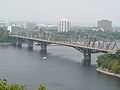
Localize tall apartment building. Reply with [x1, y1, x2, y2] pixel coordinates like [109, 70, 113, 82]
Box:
[97, 20, 112, 31]
[24, 22, 36, 31]
[58, 19, 71, 32]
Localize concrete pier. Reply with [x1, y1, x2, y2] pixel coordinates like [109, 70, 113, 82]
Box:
[41, 42, 47, 53]
[28, 40, 33, 50]
[82, 51, 91, 66]
[11, 38, 17, 46]
[17, 38, 22, 48]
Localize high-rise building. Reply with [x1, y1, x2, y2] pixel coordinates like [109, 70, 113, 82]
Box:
[58, 18, 71, 32]
[97, 20, 112, 31]
[24, 22, 36, 31]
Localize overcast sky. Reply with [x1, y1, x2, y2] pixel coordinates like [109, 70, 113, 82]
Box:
[0, 0, 120, 24]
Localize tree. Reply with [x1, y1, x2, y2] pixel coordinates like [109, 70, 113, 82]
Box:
[97, 50, 120, 74]
[0, 79, 27, 90]
[0, 79, 46, 90]
[0, 27, 10, 43]
[37, 85, 46, 90]
[114, 49, 120, 59]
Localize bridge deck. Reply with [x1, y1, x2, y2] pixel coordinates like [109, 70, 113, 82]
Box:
[9, 35, 115, 53]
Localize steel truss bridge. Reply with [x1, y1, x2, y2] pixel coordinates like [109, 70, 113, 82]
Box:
[9, 30, 119, 65]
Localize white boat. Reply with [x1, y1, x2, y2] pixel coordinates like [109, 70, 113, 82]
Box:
[35, 42, 40, 46]
[43, 57, 46, 60]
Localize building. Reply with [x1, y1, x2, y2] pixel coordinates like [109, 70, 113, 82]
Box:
[8, 24, 22, 33]
[97, 20, 112, 31]
[7, 26, 12, 32]
[58, 18, 71, 32]
[24, 22, 36, 31]
[92, 27, 104, 32]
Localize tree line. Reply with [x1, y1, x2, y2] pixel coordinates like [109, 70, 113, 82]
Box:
[97, 50, 120, 74]
[0, 27, 10, 43]
[52, 30, 120, 41]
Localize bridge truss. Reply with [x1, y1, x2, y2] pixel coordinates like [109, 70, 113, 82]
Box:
[11, 30, 118, 53]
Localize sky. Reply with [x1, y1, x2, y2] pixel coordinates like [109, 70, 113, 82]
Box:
[0, 0, 120, 24]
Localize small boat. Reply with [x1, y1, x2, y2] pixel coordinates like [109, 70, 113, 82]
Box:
[35, 42, 41, 46]
[43, 57, 46, 60]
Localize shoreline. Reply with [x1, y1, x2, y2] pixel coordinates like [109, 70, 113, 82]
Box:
[0, 43, 11, 45]
[96, 67, 120, 78]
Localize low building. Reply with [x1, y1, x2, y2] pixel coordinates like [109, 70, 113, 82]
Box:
[8, 24, 22, 33]
[92, 27, 104, 32]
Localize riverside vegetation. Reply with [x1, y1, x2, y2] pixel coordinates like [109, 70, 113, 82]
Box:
[53, 30, 120, 41]
[97, 50, 120, 74]
[0, 79, 46, 90]
[0, 27, 10, 43]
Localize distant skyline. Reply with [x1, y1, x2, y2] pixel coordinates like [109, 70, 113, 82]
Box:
[0, 0, 120, 25]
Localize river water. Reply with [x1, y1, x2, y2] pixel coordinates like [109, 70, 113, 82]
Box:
[0, 44, 120, 90]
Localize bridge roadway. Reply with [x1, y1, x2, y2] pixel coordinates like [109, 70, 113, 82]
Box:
[9, 31, 118, 65]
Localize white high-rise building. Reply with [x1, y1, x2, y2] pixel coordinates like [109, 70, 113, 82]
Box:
[58, 18, 71, 32]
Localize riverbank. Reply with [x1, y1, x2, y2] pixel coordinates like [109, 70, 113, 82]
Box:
[96, 67, 120, 78]
[0, 42, 11, 45]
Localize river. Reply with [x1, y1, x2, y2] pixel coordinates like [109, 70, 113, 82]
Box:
[0, 44, 120, 90]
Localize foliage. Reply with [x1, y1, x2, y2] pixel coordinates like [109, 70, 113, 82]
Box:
[52, 30, 120, 41]
[97, 50, 120, 74]
[53, 30, 78, 37]
[0, 79, 46, 90]
[85, 30, 120, 41]
[0, 79, 27, 90]
[0, 27, 10, 43]
[37, 85, 46, 90]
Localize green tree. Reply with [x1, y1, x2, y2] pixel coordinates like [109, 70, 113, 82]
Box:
[97, 50, 120, 74]
[0, 79, 27, 90]
[0, 79, 46, 90]
[37, 85, 46, 90]
[114, 49, 120, 59]
[0, 27, 10, 43]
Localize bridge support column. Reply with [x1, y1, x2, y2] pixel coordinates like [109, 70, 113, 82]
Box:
[11, 38, 17, 46]
[82, 51, 91, 66]
[41, 42, 47, 53]
[17, 38, 22, 48]
[28, 40, 33, 50]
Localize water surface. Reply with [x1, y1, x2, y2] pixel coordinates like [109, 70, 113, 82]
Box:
[0, 45, 120, 90]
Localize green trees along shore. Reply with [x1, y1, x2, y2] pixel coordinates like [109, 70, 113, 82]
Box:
[0, 27, 10, 43]
[97, 50, 120, 74]
[0, 79, 46, 90]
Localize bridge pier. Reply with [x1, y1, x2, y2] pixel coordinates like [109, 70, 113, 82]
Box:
[41, 42, 47, 53]
[82, 51, 91, 66]
[11, 38, 17, 46]
[17, 38, 22, 48]
[28, 40, 33, 50]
